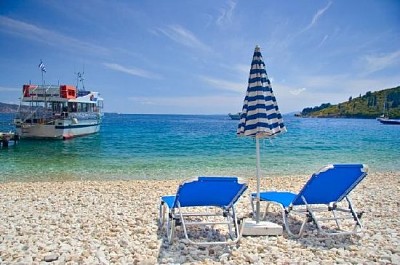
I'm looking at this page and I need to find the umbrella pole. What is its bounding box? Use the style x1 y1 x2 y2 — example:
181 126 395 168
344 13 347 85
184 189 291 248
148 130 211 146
242 136 282 236
256 137 261 223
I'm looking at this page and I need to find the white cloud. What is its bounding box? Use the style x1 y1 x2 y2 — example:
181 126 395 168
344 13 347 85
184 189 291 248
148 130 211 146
216 0 237 27
232 64 251 75
289 87 306 95
272 73 400 113
297 73 399 95
103 63 161 79
200 76 244 93
0 16 109 55
0 86 19 92
360 50 400 74
155 25 211 52
127 95 243 114
298 74 349 92
301 1 332 33
317 35 329 48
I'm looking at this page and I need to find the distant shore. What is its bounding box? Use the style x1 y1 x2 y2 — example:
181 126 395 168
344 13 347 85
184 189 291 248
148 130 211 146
1 171 399 264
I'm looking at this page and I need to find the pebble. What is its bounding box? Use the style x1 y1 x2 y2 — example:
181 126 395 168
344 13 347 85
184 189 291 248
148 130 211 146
0 173 398 264
44 254 58 262
392 254 400 264
244 253 259 263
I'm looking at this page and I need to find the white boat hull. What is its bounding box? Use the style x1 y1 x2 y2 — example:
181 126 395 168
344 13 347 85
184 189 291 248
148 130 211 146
16 119 101 139
377 118 400 125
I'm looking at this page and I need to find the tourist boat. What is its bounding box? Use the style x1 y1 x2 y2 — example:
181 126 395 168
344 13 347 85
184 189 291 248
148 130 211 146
228 112 241 120
14 82 104 139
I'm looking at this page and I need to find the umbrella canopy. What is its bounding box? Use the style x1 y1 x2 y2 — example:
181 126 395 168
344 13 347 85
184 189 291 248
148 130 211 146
237 45 286 222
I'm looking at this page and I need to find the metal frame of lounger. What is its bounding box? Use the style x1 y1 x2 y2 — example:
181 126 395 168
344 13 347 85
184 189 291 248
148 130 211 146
250 164 368 238
159 176 248 245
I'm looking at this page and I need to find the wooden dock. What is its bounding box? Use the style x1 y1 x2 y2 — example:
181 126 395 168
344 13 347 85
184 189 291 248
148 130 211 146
0 132 19 147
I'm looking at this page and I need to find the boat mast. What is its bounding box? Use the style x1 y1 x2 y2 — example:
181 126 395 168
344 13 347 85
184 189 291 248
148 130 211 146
382 94 389 118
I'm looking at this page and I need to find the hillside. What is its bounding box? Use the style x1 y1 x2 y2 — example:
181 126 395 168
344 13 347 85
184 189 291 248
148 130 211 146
300 86 400 119
0 102 20 113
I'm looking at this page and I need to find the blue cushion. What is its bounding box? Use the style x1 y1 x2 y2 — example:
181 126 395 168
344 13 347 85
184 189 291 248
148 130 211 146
161 195 176 209
253 191 297 208
162 176 248 209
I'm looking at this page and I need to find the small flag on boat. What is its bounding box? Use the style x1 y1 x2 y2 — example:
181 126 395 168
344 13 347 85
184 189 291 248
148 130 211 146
38 60 46 73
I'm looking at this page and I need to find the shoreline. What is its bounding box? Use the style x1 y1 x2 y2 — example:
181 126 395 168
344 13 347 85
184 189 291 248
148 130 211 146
1 172 399 264
1 167 397 184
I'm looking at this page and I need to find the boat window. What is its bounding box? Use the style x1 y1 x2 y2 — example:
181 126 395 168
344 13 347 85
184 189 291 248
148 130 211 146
52 102 63 113
68 102 77 112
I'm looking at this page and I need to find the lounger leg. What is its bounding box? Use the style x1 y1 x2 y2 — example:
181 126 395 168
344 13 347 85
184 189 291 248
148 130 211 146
226 209 234 238
166 211 176 244
177 207 244 245
159 201 176 244
159 201 166 226
250 195 256 217
282 209 308 238
230 207 240 239
331 209 342 230
250 195 269 220
224 207 244 243
346 196 363 232
261 203 271 220
302 197 363 236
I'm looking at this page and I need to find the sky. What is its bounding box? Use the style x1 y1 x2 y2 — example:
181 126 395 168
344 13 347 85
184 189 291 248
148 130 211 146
0 0 399 114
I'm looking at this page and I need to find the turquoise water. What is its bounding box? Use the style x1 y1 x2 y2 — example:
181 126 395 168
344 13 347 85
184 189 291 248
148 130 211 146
0 113 399 182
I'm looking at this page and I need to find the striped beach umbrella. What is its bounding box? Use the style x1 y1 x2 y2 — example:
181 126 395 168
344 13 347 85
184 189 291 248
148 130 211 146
237 45 286 223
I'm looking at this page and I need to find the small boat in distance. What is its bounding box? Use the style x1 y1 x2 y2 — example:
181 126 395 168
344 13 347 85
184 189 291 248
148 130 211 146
228 112 241 120
377 116 400 125
14 76 104 139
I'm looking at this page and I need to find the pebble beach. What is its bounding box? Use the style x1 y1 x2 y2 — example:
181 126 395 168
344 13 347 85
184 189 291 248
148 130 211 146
1 171 399 264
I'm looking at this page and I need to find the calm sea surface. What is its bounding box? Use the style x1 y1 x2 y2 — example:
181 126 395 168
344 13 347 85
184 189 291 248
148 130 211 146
0 113 399 182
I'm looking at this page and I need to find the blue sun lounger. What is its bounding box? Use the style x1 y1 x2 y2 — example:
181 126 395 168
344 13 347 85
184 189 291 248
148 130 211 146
251 164 368 237
159 176 248 245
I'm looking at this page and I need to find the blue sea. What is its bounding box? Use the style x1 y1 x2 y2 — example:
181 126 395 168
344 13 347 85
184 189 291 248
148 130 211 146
0 113 399 182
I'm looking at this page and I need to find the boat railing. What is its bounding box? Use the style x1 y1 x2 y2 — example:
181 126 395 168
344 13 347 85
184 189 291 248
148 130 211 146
23 85 62 100
17 107 102 124
17 107 53 123
18 108 40 124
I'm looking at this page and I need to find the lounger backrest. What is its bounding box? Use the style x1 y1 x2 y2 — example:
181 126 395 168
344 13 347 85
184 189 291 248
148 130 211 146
174 176 248 209
292 164 368 206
